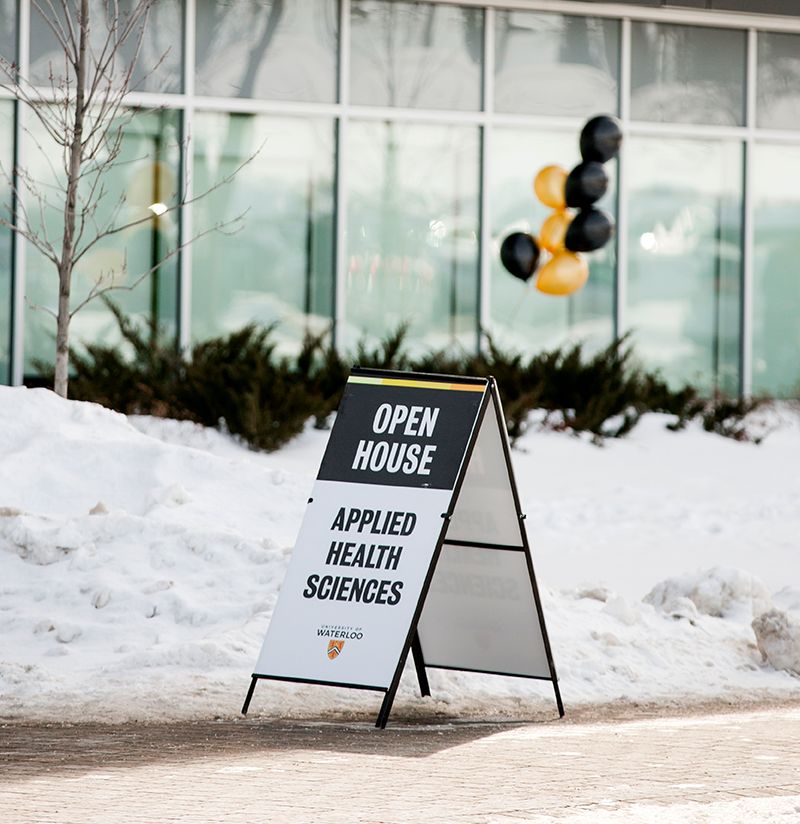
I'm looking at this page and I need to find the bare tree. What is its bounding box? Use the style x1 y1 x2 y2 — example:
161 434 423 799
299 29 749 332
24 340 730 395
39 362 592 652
0 1 244 397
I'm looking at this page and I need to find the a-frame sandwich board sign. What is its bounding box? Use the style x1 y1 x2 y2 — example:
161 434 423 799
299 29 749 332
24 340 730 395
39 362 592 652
242 367 563 728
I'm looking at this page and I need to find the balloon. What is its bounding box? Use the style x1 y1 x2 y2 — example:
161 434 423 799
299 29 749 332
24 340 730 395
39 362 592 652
564 208 615 253
538 210 573 253
500 232 540 282
535 251 589 296
580 115 623 164
533 165 568 210
565 161 608 209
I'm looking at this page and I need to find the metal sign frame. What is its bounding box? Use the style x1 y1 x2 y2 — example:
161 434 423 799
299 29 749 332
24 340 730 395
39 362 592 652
242 367 563 728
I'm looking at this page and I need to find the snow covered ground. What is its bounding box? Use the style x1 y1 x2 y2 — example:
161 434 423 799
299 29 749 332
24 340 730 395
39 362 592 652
1 386 799 723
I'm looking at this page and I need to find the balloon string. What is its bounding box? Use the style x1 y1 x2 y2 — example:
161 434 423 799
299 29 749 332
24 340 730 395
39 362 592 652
508 282 532 326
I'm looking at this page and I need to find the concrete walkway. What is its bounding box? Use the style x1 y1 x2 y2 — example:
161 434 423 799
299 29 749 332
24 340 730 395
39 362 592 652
2 705 799 823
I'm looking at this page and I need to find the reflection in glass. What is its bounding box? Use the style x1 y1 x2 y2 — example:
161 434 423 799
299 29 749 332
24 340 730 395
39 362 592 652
191 113 335 351
196 0 337 102
0 0 15 64
345 121 479 352
631 22 745 126
29 0 182 93
0 102 12 384
24 111 180 376
757 32 800 131
627 137 742 393
489 128 615 355
350 1 483 111
752 143 800 396
494 11 618 117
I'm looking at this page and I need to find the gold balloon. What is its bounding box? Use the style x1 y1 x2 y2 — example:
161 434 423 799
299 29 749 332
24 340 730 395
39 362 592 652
535 252 589 296
538 210 573 253
533 165 568 210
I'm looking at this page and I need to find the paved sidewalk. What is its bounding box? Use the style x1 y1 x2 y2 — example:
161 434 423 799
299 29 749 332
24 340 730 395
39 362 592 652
1 705 799 823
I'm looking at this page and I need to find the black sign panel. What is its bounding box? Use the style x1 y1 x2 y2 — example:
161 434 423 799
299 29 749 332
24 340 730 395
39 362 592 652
317 373 487 490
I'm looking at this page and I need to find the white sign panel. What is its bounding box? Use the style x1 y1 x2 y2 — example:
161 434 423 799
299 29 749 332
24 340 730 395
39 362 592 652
253 372 487 690
255 481 451 687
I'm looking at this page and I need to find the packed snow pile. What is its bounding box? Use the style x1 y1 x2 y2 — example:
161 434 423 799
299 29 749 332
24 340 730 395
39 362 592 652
644 567 774 621
1 386 799 722
752 610 800 676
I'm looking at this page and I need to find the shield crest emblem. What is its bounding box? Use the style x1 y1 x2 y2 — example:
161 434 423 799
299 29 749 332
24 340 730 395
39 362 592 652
327 640 345 660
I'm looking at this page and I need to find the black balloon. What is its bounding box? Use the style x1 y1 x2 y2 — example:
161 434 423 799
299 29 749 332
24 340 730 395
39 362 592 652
500 232 540 282
580 115 623 164
565 208 615 253
565 161 608 209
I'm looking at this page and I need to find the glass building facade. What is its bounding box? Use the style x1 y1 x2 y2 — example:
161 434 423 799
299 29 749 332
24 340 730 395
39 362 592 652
1 1 800 396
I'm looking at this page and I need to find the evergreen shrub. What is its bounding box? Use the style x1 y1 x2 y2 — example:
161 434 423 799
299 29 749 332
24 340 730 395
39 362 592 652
66 304 331 451
61 306 769 451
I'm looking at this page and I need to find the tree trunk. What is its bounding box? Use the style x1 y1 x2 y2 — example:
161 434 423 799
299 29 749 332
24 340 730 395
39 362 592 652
53 266 71 397
53 0 89 399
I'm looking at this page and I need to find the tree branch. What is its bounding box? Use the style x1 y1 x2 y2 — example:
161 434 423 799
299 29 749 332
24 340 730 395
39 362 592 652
25 296 59 321
72 141 263 266
68 216 243 319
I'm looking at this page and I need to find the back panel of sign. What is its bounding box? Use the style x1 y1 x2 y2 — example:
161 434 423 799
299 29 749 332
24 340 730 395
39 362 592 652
417 388 553 680
417 544 551 678
445 396 525 549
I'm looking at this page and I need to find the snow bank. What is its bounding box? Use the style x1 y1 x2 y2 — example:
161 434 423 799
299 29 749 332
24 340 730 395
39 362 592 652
1 386 799 722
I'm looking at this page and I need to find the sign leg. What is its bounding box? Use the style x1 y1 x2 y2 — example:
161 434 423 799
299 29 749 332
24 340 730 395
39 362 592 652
411 632 431 698
241 675 258 716
553 678 565 718
375 688 396 729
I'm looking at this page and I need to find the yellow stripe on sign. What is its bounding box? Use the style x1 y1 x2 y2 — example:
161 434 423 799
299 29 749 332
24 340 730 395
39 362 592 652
348 375 486 392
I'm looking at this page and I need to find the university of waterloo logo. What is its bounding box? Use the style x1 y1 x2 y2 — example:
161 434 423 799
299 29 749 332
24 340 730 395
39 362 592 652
327 640 345 660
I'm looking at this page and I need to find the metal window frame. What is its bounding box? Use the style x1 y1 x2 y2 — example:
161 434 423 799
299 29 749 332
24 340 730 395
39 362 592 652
741 27 757 397
5 0 800 390
179 0 196 353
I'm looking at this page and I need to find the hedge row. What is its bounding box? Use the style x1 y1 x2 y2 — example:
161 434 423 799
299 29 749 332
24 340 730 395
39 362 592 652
59 303 766 451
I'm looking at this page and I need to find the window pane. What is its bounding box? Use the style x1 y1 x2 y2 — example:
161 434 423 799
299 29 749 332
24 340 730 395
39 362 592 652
196 0 338 102
757 32 800 131
350 1 483 111
631 22 745 126
29 0 182 93
626 137 742 394
494 11 618 117
489 128 615 354
24 110 181 376
344 121 479 352
0 101 12 384
752 144 800 397
191 113 335 350
0 0 15 63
